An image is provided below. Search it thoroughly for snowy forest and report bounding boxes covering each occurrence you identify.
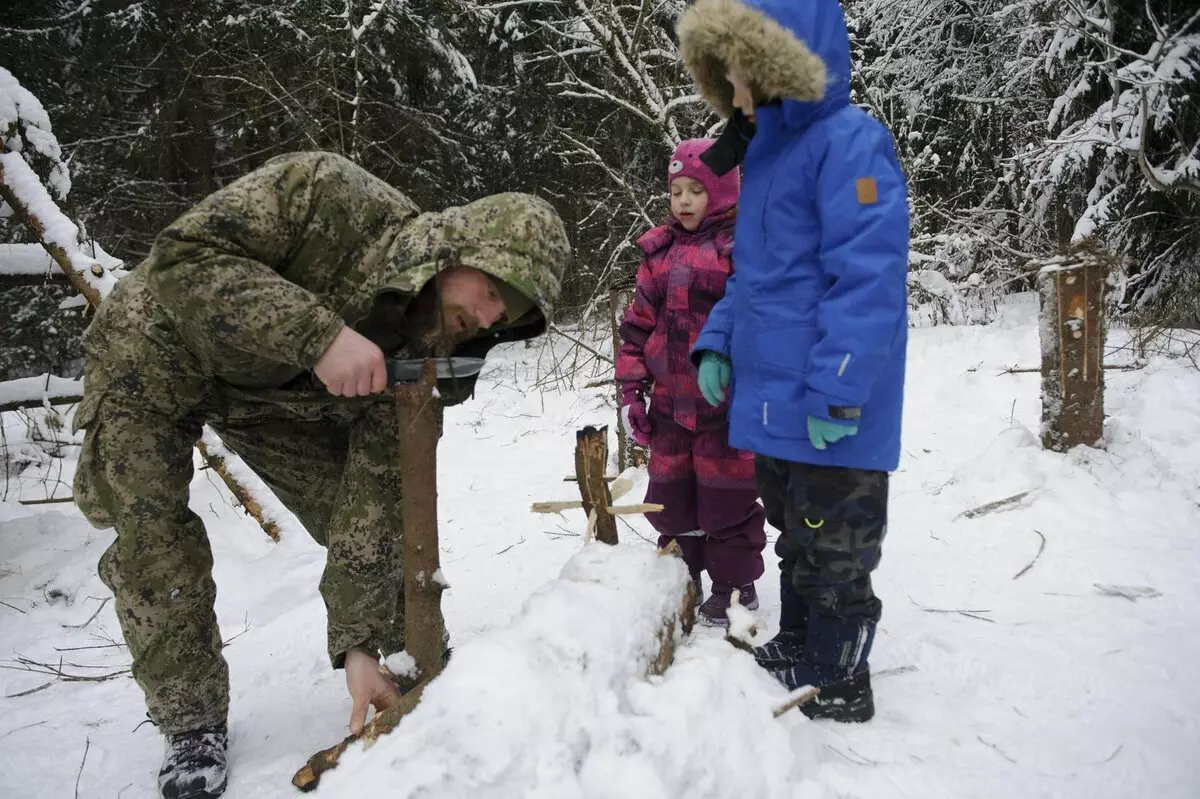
[1,0,1198,381]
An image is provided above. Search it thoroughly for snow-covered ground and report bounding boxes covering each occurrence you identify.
[3,293,1199,798]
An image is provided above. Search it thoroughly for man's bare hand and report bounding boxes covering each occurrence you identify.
[345,647,401,735]
[314,326,388,397]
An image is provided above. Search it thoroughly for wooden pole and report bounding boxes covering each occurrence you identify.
[395,360,447,684]
[574,426,619,545]
[195,439,281,542]
[1034,247,1110,452]
[292,360,447,791]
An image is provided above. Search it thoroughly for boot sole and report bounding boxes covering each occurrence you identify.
[697,599,760,628]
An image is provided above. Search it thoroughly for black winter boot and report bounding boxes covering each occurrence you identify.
[158,725,228,799]
[771,614,877,723]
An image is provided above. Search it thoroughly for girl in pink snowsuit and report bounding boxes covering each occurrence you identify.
[618,138,767,627]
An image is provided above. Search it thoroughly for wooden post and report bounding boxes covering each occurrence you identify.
[574,426,619,545]
[395,360,447,684]
[1033,244,1111,452]
[292,360,447,791]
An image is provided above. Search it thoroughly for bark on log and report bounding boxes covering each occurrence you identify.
[574,426,618,545]
[1032,244,1112,452]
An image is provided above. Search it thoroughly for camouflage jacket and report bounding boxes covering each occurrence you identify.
[75,151,569,666]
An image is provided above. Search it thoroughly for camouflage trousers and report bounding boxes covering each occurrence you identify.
[755,457,888,627]
[73,390,407,735]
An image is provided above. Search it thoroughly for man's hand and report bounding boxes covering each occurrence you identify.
[345,647,401,735]
[315,326,388,397]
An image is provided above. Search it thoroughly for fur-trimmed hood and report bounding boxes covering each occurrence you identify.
[677,0,853,130]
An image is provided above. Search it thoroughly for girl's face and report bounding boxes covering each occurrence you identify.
[670,176,709,231]
[726,67,757,123]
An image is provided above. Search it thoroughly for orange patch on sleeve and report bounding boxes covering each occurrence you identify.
[856,177,878,205]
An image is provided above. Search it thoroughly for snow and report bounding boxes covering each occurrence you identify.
[0,66,71,200]
[0,373,84,408]
[4,294,1200,798]
[0,241,124,277]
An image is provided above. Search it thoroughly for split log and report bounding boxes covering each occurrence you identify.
[1029,243,1115,452]
[574,426,618,545]
[292,361,448,791]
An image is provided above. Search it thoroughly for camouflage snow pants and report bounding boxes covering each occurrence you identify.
[755,457,889,630]
[73,387,407,735]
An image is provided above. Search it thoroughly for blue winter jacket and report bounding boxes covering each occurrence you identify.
[686,0,910,472]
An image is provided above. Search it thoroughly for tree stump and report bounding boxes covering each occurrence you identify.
[1031,243,1112,452]
[574,426,619,545]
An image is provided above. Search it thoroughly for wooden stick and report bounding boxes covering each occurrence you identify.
[195,439,281,541]
[17,496,75,506]
[772,687,821,718]
[562,475,618,482]
[605,503,663,515]
[574,426,618,545]
[532,500,586,513]
[292,360,449,792]
[395,360,447,684]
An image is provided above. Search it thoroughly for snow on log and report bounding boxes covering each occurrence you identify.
[0,373,84,413]
[301,541,805,799]
[198,427,287,542]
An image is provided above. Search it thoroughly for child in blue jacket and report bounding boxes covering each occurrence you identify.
[677,0,910,722]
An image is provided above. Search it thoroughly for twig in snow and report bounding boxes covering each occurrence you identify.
[908,594,995,623]
[825,744,874,766]
[62,596,110,629]
[1098,743,1124,764]
[495,535,526,555]
[17,496,75,505]
[773,686,820,718]
[3,656,130,682]
[874,665,919,679]
[1012,530,1047,579]
[977,735,1017,764]
[75,737,90,799]
[0,721,47,741]
[5,680,54,698]
[996,364,1144,375]
[1,600,27,614]
[1093,584,1161,601]
[958,490,1035,519]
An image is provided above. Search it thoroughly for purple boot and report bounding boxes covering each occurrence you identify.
[698,582,759,627]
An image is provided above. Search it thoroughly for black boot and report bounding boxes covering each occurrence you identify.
[770,613,877,723]
[158,725,228,799]
[801,668,874,723]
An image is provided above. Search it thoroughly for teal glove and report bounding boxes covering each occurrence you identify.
[697,352,732,407]
[808,416,859,450]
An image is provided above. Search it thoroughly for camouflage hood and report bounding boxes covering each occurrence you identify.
[374,192,570,345]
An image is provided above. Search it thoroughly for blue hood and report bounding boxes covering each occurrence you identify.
[747,0,852,129]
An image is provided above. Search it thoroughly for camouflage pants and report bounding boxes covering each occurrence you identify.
[74,390,406,735]
[755,457,888,625]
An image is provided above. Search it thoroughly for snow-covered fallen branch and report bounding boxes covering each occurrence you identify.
[0,374,84,414]
[197,428,287,542]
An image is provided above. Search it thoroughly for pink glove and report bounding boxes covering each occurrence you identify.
[621,398,652,447]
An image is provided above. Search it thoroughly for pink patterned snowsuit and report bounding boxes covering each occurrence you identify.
[617,141,766,588]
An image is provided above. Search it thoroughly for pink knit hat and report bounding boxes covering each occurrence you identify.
[667,138,740,218]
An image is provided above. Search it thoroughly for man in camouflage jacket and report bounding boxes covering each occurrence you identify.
[71,151,569,799]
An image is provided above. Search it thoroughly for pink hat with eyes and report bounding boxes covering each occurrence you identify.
[667,138,740,218]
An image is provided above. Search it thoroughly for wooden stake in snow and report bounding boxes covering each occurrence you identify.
[395,360,447,685]
[293,360,448,791]
[1030,243,1113,452]
[575,425,619,545]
